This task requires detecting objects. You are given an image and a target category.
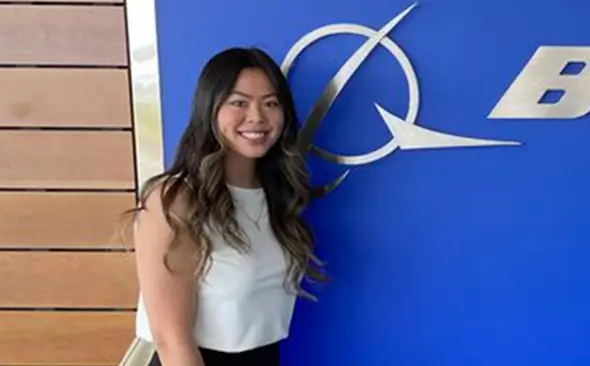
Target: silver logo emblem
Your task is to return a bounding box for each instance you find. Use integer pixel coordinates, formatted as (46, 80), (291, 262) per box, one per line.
(281, 3), (520, 194)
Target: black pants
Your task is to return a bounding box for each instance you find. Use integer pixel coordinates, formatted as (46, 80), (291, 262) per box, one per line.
(148, 342), (279, 366)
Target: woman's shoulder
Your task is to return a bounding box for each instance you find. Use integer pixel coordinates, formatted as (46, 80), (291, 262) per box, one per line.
(134, 173), (197, 231)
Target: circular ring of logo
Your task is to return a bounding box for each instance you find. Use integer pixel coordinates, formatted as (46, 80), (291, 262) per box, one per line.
(282, 23), (420, 166)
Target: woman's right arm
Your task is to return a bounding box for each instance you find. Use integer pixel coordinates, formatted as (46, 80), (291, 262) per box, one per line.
(134, 184), (205, 366)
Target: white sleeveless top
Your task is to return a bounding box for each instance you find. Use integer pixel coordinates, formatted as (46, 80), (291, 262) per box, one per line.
(135, 184), (297, 352)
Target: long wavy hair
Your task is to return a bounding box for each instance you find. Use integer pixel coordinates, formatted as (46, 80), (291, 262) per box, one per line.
(123, 47), (327, 299)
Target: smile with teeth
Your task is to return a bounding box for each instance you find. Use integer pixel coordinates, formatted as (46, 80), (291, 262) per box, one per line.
(239, 131), (268, 140)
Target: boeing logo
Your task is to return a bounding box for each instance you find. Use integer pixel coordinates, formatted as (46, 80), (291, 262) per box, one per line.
(280, 3), (520, 194)
(281, 3), (590, 194)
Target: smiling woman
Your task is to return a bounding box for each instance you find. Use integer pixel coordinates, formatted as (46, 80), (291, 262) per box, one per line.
(120, 47), (327, 366)
(218, 68), (284, 163)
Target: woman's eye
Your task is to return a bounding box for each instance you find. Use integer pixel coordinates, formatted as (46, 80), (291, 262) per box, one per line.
(229, 100), (247, 107)
(266, 100), (280, 108)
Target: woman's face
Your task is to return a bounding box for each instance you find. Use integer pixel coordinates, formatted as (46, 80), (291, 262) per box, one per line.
(216, 67), (285, 159)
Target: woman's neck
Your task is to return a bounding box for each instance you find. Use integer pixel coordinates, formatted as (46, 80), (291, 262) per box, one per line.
(224, 151), (260, 188)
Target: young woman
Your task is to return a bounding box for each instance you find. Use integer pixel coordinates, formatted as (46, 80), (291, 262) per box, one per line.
(128, 47), (326, 366)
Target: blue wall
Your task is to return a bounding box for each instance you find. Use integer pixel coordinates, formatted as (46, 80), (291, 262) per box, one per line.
(155, 0), (590, 364)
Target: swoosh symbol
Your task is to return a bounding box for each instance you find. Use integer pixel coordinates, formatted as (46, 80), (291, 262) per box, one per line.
(296, 3), (418, 153)
(284, 3), (520, 197)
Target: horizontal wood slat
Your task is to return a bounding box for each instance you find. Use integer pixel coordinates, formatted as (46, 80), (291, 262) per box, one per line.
(0, 252), (138, 308)
(0, 130), (135, 189)
(0, 311), (134, 365)
(0, 5), (127, 66)
(0, 192), (135, 248)
(0, 68), (131, 128)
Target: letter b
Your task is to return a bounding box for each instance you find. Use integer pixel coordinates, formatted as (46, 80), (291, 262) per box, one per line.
(489, 46), (590, 119)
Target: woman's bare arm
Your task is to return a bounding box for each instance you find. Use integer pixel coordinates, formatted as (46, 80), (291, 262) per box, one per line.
(134, 184), (205, 366)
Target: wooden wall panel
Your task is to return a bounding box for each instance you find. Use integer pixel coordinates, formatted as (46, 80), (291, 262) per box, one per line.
(0, 68), (131, 128)
(0, 192), (135, 248)
(0, 5), (127, 66)
(0, 311), (134, 365)
(0, 252), (138, 308)
(0, 130), (135, 189)
(0, 1), (139, 364)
